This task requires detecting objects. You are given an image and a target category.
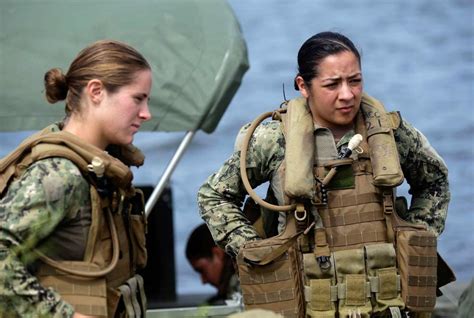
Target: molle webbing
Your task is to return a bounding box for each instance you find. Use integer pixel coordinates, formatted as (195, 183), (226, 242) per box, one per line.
(315, 160), (389, 251)
(397, 231), (437, 312)
(36, 262), (108, 317)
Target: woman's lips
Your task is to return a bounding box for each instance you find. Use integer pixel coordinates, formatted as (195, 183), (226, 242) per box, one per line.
(337, 106), (353, 114)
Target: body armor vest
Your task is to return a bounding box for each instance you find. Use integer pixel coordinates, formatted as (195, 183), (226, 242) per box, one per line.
(0, 126), (147, 317)
(237, 94), (441, 317)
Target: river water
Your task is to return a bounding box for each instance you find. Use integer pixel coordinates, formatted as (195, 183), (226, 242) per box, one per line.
(1, 0), (472, 296)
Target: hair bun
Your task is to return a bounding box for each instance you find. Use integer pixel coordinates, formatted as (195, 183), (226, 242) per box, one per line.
(44, 68), (68, 103)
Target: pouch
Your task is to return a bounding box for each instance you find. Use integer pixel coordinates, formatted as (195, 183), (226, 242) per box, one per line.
(237, 236), (305, 317)
(364, 243), (404, 313)
(333, 248), (372, 317)
(302, 253), (337, 317)
(396, 230), (437, 312)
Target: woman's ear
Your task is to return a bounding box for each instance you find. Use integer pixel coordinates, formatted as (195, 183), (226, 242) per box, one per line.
(295, 76), (309, 98)
(85, 79), (105, 104)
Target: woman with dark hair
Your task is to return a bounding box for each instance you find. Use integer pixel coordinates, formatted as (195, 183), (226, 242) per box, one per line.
(198, 31), (451, 317)
(0, 40), (152, 317)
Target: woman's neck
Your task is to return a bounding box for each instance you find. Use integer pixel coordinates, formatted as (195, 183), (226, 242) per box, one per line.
(331, 125), (352, 144)
(62, 115), (107, 150)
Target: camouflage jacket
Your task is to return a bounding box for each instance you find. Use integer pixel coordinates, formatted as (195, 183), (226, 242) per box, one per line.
(197, 113), (450, 257)
(0, 134), (91, 317)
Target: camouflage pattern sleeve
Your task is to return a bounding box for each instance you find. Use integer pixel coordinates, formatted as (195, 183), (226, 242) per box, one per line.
(0, 158), (90, 317)
(394, 118), (450, 235)
(197, 121), (285, 256)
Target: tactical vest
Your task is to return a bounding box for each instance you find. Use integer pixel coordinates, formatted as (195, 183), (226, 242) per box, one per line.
(237, 94), (443, 318)
(0, 126), (148, 317)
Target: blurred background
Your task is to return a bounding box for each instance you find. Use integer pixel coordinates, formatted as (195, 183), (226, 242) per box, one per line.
(1, 0), (472, 301)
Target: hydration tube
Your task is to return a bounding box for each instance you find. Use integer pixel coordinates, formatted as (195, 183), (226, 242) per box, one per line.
(239, 109), (296, 212)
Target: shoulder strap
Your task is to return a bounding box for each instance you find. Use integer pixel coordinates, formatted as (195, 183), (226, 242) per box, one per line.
(0, 130), (134, 194)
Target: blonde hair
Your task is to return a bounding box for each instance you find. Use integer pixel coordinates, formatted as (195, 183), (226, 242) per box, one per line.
(44, 40), (150, 115)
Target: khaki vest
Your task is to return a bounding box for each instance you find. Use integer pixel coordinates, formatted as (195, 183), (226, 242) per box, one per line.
(0, 127), (147, 317)
(237, 94), (441, 317)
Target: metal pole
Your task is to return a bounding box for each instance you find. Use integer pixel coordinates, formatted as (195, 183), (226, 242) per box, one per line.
(145, 130), (196, 218)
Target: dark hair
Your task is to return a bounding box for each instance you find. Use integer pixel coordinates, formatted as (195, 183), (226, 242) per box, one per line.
(185, 223), (216, 261)
(294, 31), (361, 90)
(44, 39), (150, 115)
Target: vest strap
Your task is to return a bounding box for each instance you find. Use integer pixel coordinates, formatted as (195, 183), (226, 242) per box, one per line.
(118, 284), (136, 317)
(136, 275), (148, 316)
(127, 276), (142, 317)
(382, 190), (395, 243)
(313, 228), (330, 259)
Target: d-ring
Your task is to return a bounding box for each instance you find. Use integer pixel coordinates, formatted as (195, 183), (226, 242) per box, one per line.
(294, 209), (307, 221)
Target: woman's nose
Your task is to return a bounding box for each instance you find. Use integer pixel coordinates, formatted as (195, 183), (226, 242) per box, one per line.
(140, 103), (152, 121)
(339, 82), (354, 101)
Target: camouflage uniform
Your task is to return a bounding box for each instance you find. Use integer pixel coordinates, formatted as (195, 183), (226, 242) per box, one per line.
(198, 111), (450, 258)
(0, 125), (91, 317)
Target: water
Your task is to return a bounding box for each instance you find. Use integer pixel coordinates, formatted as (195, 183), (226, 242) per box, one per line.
(1, 0), (473, 296)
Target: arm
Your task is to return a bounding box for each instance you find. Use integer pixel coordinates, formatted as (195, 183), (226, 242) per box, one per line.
(395, 119), (450, 235)
(197, 121), (285, 256)
(0, 158), (88, 317)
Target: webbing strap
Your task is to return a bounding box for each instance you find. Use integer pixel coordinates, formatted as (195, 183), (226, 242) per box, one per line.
(314, 228), (330, 258)
(408, 255), (437, 267)
(368, 275), (401, 293)
(243, 288), (296, 305)
(73, 304), (107, 316)
(326, 192), (380, 209)
(321, 207), (385, 228)
(328, 228), (386, 247)
(127, 277), (142, 317)
(382, 190), (395, 243)
(135, 275), (147, 317)
(408, 235), (437, 247)
(240, 263), (291, 284)
(243, 217), (314, 266)
(118, 284), (136, 317)
(408, 275), (437, 287)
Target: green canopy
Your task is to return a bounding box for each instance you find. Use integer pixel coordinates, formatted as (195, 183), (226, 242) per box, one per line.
(0, 0), (249, 133)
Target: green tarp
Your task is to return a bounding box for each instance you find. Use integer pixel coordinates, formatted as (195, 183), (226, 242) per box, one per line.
(0, 0), (249, 133)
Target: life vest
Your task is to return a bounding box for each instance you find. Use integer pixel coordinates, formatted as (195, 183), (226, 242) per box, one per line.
(237, 94), (445, 317)
(0, 126), (147, 317)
